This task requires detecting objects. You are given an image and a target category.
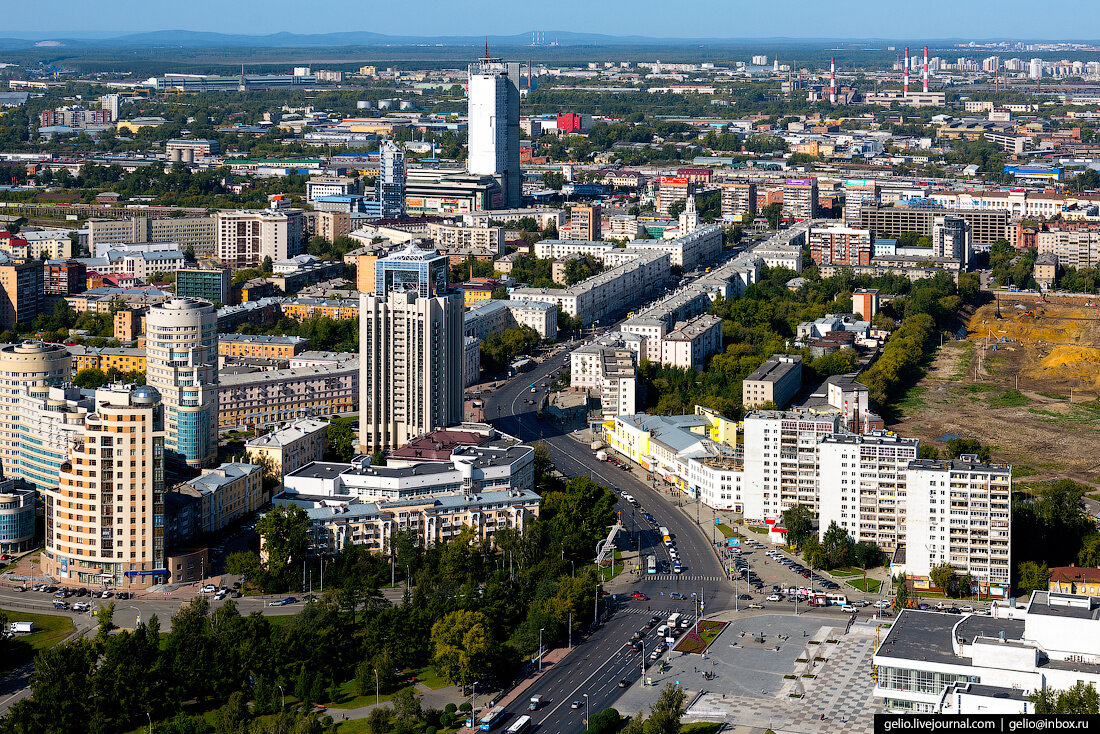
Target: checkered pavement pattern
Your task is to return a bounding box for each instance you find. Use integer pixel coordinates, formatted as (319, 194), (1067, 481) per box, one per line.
(686, 626), (883, 734)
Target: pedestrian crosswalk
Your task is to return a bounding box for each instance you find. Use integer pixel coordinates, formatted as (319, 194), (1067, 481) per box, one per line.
(647, 574), (725, 582)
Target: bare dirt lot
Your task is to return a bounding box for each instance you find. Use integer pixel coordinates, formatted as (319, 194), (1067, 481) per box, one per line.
(889, 300), (1100, 489)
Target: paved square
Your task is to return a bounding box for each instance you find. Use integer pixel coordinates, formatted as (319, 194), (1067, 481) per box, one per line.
(611, 613), (884, 734)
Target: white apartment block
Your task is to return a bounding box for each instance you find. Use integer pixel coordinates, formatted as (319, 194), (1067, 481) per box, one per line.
(660, 313), (723, 370)
(741, 410), (842, 520)
(464, 335), (480, 388)
(216, 208), (305, 268)
(626, 224), (723, 269)
(606, 215), (643, 240)
(817, 431), (919, 550)
(464, 299), (558, 341)
(622, 287), (713, 361)
(306, 176), (360, 202)
(905, 455), (1012, 592)
(600, 350), (638, 417)
(533, 239), (615, 260)
(123, 250), (187, 281)
(511, 251), (670, 326)
(426, 222), (504, 255)
(462, 208), (565, 229)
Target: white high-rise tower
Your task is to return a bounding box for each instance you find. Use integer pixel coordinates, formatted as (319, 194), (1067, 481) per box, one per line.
(467, 49), (521, 209)
(145, 298), (219, 468)
(679, 194), (699, 235)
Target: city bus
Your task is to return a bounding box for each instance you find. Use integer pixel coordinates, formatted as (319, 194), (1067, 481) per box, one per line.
(825, 593), (849, 607)
(647, 555), (657, 574)
(660, 527), (672, 545)
(479, 706), (507, 731)
(505, 715), (532, 734)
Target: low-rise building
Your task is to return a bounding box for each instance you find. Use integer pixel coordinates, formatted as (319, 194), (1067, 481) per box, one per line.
(245, 418), (329, 478)
(218, 333), (309, 359)
(660, 313), (723, 370)
(217, 360), (358, 430)
(464, 298), (558, 341)
(0, 479), (36, 553)
(279, 443), (534, 505)
(170, 462), (264, 540)
(299, 488), (541, 553)
(510, 251), (670, 326)
(742, 354), (803, 409)
(872, 592), (1100, 714)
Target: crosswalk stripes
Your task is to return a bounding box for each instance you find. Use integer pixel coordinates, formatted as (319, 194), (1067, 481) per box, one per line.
(647, 574), (724, 582)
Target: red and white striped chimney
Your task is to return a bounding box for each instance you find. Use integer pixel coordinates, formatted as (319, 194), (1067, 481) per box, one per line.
(923, 45), (929, 93)
(904, 46), (910, 95)
(830, 57), (837, 104)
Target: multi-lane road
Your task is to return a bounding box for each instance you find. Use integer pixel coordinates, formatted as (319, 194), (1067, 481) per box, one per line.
(482, 348), (738, 731)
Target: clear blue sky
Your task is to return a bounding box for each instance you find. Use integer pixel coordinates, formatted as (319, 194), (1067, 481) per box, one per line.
(5, 0), (1094, 40)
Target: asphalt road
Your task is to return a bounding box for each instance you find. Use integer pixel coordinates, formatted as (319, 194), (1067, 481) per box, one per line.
(482, 348), (737, 731)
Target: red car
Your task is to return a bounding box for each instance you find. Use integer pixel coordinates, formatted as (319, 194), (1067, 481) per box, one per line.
(632, 592), (649, 600)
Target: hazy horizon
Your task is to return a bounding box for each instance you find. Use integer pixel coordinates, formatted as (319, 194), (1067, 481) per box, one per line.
(3, 0), (1098, 43)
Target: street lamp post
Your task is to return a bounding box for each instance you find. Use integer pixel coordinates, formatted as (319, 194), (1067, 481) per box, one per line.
(373, 668), (379, 706)
(278, 685), (285, 710)
(584, 693), (590, 726)
(146, 712), (152, 734)
(568, 612), (572, 650)
(538, 628), (545, 672)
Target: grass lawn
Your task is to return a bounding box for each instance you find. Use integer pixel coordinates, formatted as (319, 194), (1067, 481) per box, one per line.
(747, 526), (768, 535)
(0, 609), (75, 673)
(327, 680), (416, 710)
(680, 724), (722, 734)
(716, 524), (743, 539)
(410, 666), (450, 690)
(847, 578), (882, 593)
(827, 567), (862, 578)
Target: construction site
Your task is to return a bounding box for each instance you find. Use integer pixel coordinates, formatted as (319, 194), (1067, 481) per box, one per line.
(891, 296), (1100, 490)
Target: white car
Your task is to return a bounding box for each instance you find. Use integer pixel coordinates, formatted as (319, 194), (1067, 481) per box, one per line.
(767, 594), (782, 602)
(201, 584), (216, 593)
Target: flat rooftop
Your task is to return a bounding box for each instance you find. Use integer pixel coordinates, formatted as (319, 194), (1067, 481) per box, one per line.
(876, 609), (1025, 666)
(744, 355), (802, 383)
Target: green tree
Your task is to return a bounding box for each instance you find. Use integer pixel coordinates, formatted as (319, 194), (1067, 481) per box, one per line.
(73, 367), (108, 389)
(821, 521), (852, 569)
(261, 256), (274, 273)
(1079, 534), (1100, 567)
(646, 684), (685, 734)
(430, 610), (493, 687)
(1017, 561), (1051, 594)
(1030, 682), (1100, 714)
(895, 575), (911, 608)
(762, 201), (783, 229)
(930, 563), (956, 596)
(326, 417), (357, 461)
(255, 505), (310, 591)
(667, 199), (686, 220)
(782, 504), (814, 549)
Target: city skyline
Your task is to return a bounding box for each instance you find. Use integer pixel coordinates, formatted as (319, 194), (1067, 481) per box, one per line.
(4, 0), (1100, 42)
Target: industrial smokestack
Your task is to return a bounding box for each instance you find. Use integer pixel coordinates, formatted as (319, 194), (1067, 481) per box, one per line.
(830, 56), (837, 104)
(923, 46), (929, 93)
(904, 47), (910, 95)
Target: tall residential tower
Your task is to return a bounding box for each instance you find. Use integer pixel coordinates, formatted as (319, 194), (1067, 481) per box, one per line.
(378, 139), (407, 219)
(42, 384), (167, 588)
(145, 298), (219, 467)
(359, 244), (463, 451)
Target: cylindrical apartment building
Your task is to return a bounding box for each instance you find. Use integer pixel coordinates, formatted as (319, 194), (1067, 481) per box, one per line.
(145, 298), (218, 468)
(0, 341), (73, 477)
(42, 384), (167, 587)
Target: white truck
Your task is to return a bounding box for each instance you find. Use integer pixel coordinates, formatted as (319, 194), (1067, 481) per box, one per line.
(595, 450), (609, 461)
(8, 621), (32, 634)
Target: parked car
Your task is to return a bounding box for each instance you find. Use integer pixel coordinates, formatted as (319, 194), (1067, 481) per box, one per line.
(767, 594), (782, 602)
